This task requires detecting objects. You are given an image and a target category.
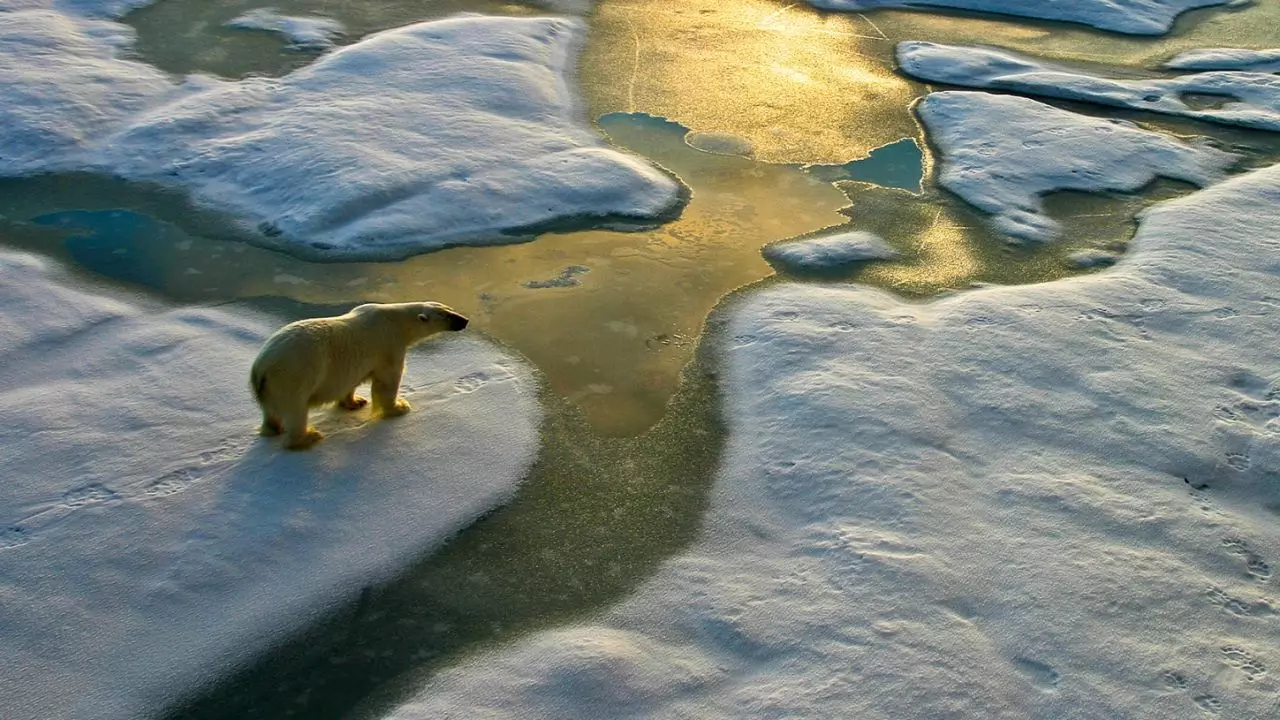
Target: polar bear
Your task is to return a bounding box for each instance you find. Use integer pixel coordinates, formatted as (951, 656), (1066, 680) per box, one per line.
(250, 301), (469, 450)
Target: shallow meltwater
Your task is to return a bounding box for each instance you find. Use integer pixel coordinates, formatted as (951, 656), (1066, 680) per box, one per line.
(7, 0), (1280, 717)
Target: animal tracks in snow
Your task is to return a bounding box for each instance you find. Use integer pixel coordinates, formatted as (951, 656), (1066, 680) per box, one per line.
(1221, 645), (1268, 682)
(1223, 538), (1273, 582)
(1, 440), (248, 553)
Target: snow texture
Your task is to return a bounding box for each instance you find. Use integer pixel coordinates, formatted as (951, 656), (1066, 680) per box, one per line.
(226, 8), (344, 50)
(387, 136), (1280, 720)
(898, 41), (1280, 132)
(916, 91), (1237, 243)
(1165, 47), (1280, 73)
(0, 9), (173, 173)
(0, 250), (541, 720)
(763, 230), (898, 273)
(1069, 248), (1122, 267)
(0, 11), (683, 260)
(803, 0), (1234, 35)
(0, 0), (157, 17)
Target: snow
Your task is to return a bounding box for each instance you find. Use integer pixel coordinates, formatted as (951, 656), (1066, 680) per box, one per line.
(0, 250), (541, 720)
(0, 9), (172, 173)
(386, 132), (1280, 720)
(916, 91), (1238, 243)
(0, 12), (684, 260)
(763, 230), (898, 274)
(898, 41), (1280, 133)
(1068, 248), (1122, 267)
(226, 8), (344, 50)
(802, 0), (1234, 35)
(1165, 48), (1280, 73)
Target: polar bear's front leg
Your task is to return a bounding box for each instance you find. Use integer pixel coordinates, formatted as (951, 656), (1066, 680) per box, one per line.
(371, 359), (411, 417)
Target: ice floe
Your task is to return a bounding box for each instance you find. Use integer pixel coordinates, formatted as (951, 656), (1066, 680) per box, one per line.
(898, 41), (1280, 132)
(0, 251), (540, 720)
(916, 91), (1237, 243)
(763, 230), (898, 274)
(1165, 47), (1280, 72)
(803, 0), (1234, 35)
(0, 11), (684, 260)
(386, 133), (1280, 720)
(226, 8), (344, 50)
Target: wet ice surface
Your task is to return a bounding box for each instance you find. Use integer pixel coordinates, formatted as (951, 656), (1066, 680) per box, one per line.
(899, 41), (1280, 132)
(0, 251), (540, 720)
(385, 138), (1280, 720)
(917, 91), (1238, 243)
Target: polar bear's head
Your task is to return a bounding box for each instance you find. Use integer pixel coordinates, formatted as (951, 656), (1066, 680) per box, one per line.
(415, 301), (470, 336)
(352, 301), (469, 343)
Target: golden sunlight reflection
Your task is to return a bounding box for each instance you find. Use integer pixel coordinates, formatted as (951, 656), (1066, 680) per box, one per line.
(580, 0), (920, 163)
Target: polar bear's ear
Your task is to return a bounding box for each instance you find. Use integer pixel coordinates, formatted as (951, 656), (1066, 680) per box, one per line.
(418, 313), (431, 322)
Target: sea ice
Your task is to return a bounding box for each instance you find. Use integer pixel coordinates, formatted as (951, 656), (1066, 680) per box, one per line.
(898, 41), (1280, 132)
(0, 11), (684, 260)
(1165, 47), (1280, 72)
(916, 91), (1237, 243)
(0, 250), (541, 720)
(0, 9), (172, 173)
(763, 230), (898, 274)
(803, 0), (1235, 35)
(386, 133), (1280, 720)
(225, 8), (344, 50)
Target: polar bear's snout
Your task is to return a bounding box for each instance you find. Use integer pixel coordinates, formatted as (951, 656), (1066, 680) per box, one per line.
(447, 311), (469, 331)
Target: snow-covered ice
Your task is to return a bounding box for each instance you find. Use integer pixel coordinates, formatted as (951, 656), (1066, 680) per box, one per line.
(385, 130), (1280, 720)
(916, 91), (1237, 243)
(0, 9), (172, 173)
(1068, 248), (1123, 267)
(0, 250), (541, 720)
(803, 0), (1234, 35)
(898, 41), (1280, 132)
(226, 8), (344, 50)
(1165, 47), (1280, 73)
(0, 11), (684, 260)
(763, 230), (898, 273)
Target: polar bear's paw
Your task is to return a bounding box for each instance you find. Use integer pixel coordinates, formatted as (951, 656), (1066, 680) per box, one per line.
(285, 428), (324, 450)
(338, 394), (369, 410)
(380, 398), (412, 418)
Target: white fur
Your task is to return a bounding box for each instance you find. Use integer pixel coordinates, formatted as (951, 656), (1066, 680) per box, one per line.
(250, 302), (468, 449)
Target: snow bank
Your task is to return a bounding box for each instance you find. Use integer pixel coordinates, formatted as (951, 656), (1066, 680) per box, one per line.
(917, 91), (1237, 243)
(803, 0), (1233, 35)
(763, 230), (898, 274)
(0, 12), (683, 260)
(226, 8), (344, 50)
(0, 250), (541, 720)
(1165, 47), (1280, 73)
(898, 41), (1280, 132)
(386, 135), (1280, 720)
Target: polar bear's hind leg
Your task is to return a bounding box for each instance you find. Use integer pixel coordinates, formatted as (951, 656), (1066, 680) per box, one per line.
(259, 415), (282, 436)
(280, 401), (323, 450)
(338, 389), (368, 410)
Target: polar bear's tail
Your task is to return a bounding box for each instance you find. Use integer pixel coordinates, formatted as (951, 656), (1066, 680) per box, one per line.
(251, 368), (268, 403)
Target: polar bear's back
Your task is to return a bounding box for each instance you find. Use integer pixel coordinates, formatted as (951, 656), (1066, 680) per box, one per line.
(251, 314), (381, 406)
